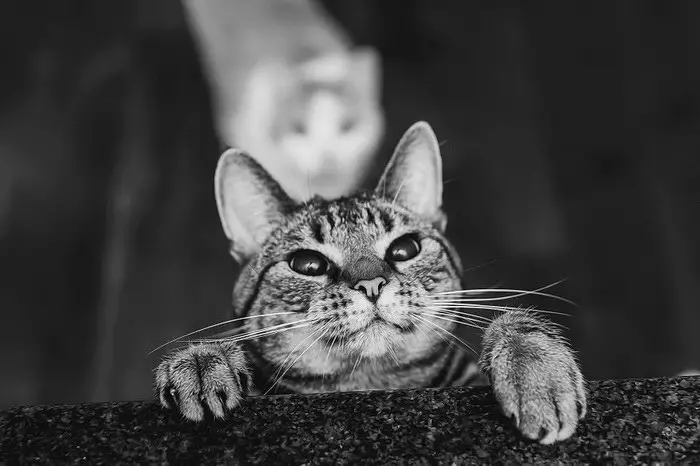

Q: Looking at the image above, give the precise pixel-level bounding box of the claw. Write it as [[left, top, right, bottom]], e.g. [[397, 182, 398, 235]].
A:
[[217, 390, 229, 407], [556, 422, 577, 442], [539, 428, 558, 445], [203, 392, 227, 420], [180, 399, 205, 422], [509, 412, 519, 427], [160, 384, 177, 410], [154, 341, 250, 422]]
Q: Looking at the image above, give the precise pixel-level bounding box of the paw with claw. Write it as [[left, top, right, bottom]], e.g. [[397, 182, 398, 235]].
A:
[[480, 311, 587, 444], [154, 341, 252, 421]]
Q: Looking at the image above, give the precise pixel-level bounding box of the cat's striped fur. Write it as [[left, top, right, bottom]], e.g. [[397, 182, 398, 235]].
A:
[[232, 192, 485, 395], [155, 122, 586, 444]]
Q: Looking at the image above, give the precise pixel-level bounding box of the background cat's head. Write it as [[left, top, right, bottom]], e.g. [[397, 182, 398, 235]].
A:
[[215, 122, 461, 383], [234, 47, 384, 202]]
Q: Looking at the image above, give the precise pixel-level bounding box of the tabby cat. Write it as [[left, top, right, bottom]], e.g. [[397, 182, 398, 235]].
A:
[[183, 0, 384, 201], [155, 122, 587, 444]]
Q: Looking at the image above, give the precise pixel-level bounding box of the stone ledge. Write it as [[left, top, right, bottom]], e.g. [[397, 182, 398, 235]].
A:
[[1, 377, 699, 464]]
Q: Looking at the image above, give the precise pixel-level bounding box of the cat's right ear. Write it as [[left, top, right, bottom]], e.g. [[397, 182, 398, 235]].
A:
[[215, 149, 294, 262], [375, 122, 447, 232]]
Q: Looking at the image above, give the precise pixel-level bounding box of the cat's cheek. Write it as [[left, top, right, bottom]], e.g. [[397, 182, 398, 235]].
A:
[[257, 263, 329, 312], [391, 256, 425, 276], [420, 237, 447, 256]]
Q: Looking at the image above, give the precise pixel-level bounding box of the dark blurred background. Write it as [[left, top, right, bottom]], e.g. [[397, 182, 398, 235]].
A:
[[1, 0, 699, 409]]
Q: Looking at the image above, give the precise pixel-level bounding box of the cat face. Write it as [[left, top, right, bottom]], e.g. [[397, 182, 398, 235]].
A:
[[235, 48, 384, 201], [274, 83, 383, 199], [215, 122, 461, 378]]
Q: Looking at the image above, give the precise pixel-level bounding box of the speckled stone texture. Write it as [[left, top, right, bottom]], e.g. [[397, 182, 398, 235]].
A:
[[1, 377, 699, 464]]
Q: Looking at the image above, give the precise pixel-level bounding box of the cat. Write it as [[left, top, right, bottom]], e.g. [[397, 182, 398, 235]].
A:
[[154, 122, 587, 445], [182, 0, 384, 201]]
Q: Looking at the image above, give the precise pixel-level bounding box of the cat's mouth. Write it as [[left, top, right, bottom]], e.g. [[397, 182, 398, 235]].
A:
[[332, 316, 415, 343]]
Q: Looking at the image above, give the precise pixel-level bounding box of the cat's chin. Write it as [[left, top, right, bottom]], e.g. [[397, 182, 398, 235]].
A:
[[346, 321, 405, 359]]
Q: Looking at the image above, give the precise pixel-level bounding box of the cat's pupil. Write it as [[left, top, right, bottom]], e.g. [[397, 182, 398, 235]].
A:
[[291, 121, 307, 134], [288, 249, 329, 276], [340, 117, 356, 133], [386, 235, 421, 262]]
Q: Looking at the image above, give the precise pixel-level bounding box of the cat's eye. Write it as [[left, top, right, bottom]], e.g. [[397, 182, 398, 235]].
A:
[[340, 118, 357, 133], [386, 235, 421, 262], [288, 249, 329, 276], [291, 121, 307, 134]]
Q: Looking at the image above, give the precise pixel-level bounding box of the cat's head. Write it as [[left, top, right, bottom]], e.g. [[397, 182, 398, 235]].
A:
[[236, 47, 384, 201], [215, 122, 461, 373]]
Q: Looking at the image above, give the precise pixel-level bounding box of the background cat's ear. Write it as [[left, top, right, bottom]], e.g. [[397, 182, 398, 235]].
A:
[[215, 149, 294, 262], [376, 122, 447, 232], [349, 47, 381, 100]]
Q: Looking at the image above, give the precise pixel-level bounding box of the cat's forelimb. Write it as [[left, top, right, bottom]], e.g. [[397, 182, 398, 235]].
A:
[[478, 310, 587, 444], [154, 341, 253, 421]]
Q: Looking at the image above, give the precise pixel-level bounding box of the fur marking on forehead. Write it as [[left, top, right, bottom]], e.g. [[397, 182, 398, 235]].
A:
[[279, 195, 416, 251]]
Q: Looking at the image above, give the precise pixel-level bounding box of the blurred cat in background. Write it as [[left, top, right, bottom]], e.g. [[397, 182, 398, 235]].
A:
[[182, 0, 385, 201]]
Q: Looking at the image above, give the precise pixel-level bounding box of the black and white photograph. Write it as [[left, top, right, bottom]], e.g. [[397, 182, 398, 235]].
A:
[[1, 1, 699, 463]]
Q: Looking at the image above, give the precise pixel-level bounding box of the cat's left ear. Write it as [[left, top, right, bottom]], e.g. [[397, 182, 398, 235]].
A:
[[375, 122, 447, 232], [215, 149, 294, 263]]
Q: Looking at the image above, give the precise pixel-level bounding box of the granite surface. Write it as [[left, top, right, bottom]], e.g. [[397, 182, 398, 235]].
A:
[[1, 377, 699, 464]]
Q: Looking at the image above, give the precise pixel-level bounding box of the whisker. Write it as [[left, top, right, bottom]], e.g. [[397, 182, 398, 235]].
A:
[[210, 316, 306, 339], [246, 262, 262, 277], [410, 310, 451, 348], [422, 311, 489, 332], [264, 323, 324, 388], [415, 315, 477, 355], [433, 293, 574, 306], [432, 302, 569, 317], [391, 176, 409, 205], [178, 321, 312, 347], [148, 312, 298, 354], [426, 306, 494, 324], [423, 309, 491, 330], [425, 306, 493, 323], [322, 325, 343, 387], [402, 263, 443, 288], [415, 314, 458, 356], [432, 280, 575, 306], [349, 349, 364, 379], [462, 260, 499, 275], [266, 327, 324, 395], [433, 306, 569, 331], [223, 321, 312, 344], [265, 323, 332, 396], [383, 340, 401, 367]]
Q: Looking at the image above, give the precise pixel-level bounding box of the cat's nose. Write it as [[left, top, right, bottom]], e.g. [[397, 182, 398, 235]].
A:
[[353, 277, 387, 303]]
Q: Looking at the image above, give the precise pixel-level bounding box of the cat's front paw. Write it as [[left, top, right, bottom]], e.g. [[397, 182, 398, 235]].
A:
[[480, 312, 587, 444], [154, 341, 252, 422]]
